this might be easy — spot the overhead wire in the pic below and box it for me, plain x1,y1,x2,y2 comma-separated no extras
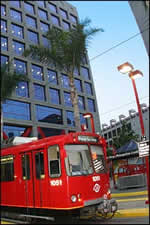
89,27,149,61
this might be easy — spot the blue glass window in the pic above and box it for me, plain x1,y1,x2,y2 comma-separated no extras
62,74,70,89
78,96,85,110
73,67,79,76
60,8,68,19
40,21,49,33
4,125,26,137
11,24,23,39
47,69,58,85
80,113,88,127
51,15,60,26
10,9,22,22
81,66,90,80
37,1,45,8
33,84,45,101
14,59,27,74
1,19,7,33
1,5,6,16
64,92,72,107
66,111,75,127
75,79,82,92
88,99,95,112
9,1,20,8
24,2,34,14
16,82,28,98
28,30,38,43
1,36,8,51
85,82,93,95
32,64,43,81
12,40,25,56
26,16,36,29
2,100,30,120
70,14,77,24
42,36,50,47
38,8,48,20
36,105,62,124
1,55,8,65
48,3,57,13
49,88,60,105
62,20,70,30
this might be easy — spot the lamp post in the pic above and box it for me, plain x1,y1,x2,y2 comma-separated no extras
117,62,149,204
83,112,95,133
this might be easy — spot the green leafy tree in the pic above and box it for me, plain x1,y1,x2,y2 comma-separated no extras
112,121,139,150
1,61,29,142
23,18,103,131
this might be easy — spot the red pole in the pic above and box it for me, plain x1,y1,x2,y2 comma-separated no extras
131,77,149,204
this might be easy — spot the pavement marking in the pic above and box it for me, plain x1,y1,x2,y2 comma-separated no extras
1,222,15,224
116,197,148,202
114,208,149,218
111,190,148,198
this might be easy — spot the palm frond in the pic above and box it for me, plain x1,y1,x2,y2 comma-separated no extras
1,62,29,102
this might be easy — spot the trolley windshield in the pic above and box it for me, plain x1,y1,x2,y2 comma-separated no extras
65,144,107,176
65,144,93,176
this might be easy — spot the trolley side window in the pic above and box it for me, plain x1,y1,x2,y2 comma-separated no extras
0,155,14,182
91,145,107,174
21,155,30,180
35,152,45,179
48,145,61,178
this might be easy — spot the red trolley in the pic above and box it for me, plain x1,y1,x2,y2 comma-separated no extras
1,131,118,222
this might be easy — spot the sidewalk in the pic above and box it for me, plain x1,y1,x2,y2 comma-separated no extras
109,178,149,218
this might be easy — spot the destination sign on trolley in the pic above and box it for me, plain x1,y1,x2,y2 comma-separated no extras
78,135,98,143
138,140,149,157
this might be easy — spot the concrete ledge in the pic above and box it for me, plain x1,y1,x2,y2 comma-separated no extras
114,208,149,217
111,190,148,198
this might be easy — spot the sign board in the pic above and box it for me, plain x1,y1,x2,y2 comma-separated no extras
138,140,149,157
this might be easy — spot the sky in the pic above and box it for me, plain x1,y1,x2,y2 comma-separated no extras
67,1,149,127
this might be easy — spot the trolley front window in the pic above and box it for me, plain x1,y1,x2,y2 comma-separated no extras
0,155,14,182
65,144,93,176
91,145,107,173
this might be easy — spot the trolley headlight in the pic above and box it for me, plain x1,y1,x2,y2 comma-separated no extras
71,195,77,203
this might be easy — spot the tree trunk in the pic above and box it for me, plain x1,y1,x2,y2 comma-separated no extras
69,74,81,132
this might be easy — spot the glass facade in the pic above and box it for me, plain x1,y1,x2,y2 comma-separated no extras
1,36,8,51
3,100,30,121
26,16,37,29
10,9,22,22
36,105,62,124
14,59,27,74
49,88,60,105
1,5,6,16
16,82,28,98
28,30,38,43
24,2,35,14
1,1,100,138
32,64,43,81
33,84,45,101
12,40,25,56
11,24,23,39
40,21,49,33
64,92,72,107
38,8,48,20
1,19,7,33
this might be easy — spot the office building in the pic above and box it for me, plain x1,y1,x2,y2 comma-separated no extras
101,104,149,147
1,1,101,139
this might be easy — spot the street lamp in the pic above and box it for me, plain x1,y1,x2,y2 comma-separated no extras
117,62,149,204
83,112,95,133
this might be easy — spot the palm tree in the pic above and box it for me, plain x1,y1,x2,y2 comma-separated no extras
23,18,103,131
1,61,29,142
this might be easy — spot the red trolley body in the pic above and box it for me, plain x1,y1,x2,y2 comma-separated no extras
1,132,117,220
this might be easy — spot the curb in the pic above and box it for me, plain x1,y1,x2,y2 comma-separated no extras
111,190,148,198
114,208,149,218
